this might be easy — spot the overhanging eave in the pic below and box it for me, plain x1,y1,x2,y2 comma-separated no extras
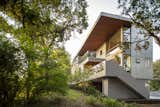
77,12,131,56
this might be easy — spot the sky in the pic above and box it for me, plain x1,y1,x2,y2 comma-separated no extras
65,0,160,62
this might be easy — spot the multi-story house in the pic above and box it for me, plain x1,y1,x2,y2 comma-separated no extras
71,12,153,99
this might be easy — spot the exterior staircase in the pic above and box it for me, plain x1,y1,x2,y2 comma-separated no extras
106,60,150,99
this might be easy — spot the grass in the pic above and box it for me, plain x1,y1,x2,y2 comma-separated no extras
66,89,139,107
17,89,139,107
67,89,84,100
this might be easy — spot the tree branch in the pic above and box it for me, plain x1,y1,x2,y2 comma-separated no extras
128,14,160,46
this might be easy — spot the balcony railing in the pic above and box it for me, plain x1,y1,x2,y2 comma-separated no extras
78,51,96,64
89,60,107,80
90,62,104,73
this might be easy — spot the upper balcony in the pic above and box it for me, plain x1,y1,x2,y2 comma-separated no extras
89,60,107,80
78,51,104,65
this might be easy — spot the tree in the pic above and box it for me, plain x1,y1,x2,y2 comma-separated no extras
118,0,160,46
0,0,88,105
0,0,88,43
150,60,160,91
35,48,70,95
0,35,27,107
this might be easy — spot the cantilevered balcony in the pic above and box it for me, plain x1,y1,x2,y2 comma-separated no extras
88,60,150,99
89,60,107,80
78,51,104,65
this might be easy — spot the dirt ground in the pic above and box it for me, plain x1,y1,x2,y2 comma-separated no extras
139,104,160,107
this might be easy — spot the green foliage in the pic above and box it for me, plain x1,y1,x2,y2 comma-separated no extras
0,35,27,107
149,80,160,91
153,59,160,79
86,96,138,107
84,86,101,96
149,59,160,91
17,89,139,107
85,93,137,107
86,95,100,106
0,0,88,44
33,48,70,96
69,70,100,97
72,83,102,97
67,89,84,100
22,46,70,102
69,69,93,83
0,0,88,106
118,0,160,46
115,54,121,64
0,16,14,33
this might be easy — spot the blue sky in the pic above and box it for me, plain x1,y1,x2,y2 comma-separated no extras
65,0,160,61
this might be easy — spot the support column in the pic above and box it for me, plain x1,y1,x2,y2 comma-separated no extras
102,78,109,96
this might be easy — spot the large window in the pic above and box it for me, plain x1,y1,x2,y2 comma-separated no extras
123,26,131,48
123,26,131,72
108,29,121,50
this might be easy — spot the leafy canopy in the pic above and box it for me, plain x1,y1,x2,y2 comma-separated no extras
0,35,27,106
0,0,88,106
0,0,88,45
118,0,160,46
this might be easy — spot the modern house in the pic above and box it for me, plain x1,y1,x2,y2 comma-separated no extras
71,12,153,100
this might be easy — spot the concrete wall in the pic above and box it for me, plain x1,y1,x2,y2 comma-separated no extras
105,60,150,99
102,78,142,99
131,25,153,79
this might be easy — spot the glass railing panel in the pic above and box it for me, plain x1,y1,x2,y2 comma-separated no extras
89,61,106,79
78,51,96,63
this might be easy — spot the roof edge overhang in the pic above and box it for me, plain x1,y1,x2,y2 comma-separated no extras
101,12,131,22
73,12,131,61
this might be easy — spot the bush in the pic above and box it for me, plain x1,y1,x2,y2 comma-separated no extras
86,96,101,106
71,82,102,97
71,83,139,107
99,98,138,107
84,86,101,96
149,80,160,91
69,69,93,83
100,98,118,107
86,94,139,107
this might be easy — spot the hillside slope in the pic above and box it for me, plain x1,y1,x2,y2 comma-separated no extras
19,89,139,107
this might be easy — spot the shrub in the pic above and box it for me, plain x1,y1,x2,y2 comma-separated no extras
71,82,102,97
99,98,139,107
86,96,100,106
86,95,139,107
100,98,119,107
